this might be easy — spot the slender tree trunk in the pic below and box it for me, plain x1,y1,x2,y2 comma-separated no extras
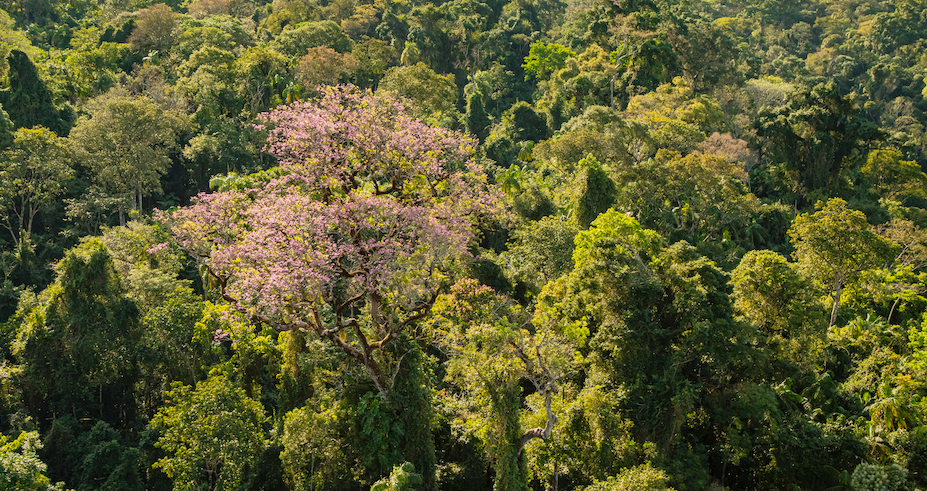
26,205,36,237
830,280,843,327
889,294,903,324
3,219,17,245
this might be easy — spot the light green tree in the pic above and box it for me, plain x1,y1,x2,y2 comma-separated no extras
580,463,675,491
789,198,899,326
0,127,72,243
731,249,826,367
69,90,185,224
429,278,583,491
370,462,423,491
280,400,349,491
523,41,576,81
378,63,460,125
152,374,266,491
0,431,65,491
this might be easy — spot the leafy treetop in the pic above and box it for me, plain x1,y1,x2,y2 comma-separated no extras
166,85,497,398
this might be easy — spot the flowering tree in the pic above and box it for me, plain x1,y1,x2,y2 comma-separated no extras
165,86,494,399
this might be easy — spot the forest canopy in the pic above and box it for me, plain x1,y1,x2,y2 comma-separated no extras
0,0,926,489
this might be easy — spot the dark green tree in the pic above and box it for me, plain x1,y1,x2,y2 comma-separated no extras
13,239,141,426
574,155,616,229
0,103,12,149
755,82,882,205
0,50,71,136
465,91,491,142
540,211,764,488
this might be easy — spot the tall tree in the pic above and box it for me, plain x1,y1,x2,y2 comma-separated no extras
755,83,881,204
0,127,72,244
789,198,899,326
166,86,496,487
69,90,184,224
13,239,142,426
168,85,495,400
429,278,580,491
0,50,71,136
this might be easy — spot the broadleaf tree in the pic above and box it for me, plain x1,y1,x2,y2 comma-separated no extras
0,127,72,244
789,198,899,326
69,90,185,225
166,85,496,401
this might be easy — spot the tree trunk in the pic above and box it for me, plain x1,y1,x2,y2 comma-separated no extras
830,280,843,327
889,294,903,325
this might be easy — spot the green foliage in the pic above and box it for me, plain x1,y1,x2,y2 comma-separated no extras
193,301,277,398
13,238,141,423
574,155,616,229
235,46,289,114
522,41,575,81
850,463,907,491
533,107,650,169
572,209,661,271
378,63,459,126
896,426,927,487
371,462,423,491
501,215,577,292
731,249,826,367
465,91,491,142
581,463,675,491
525,384,638,486
907,314,927,372
0,431,64,490
534,46,615,126
505,101,549,143
127,3,179,54
430,278,579,491
152,373,266,491
0,104,12,150
611,150,760,258
71,420,145,490
0,50,71,136
281,401,349,491
68,90,186,223
789,198,900,326
271,20,352,57
861,149,927,202
0,127,73,243
755,83,882,204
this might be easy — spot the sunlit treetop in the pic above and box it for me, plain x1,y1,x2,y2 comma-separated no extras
165,86,499,398
254,85,490,210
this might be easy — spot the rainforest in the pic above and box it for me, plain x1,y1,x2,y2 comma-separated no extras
0,0,926,489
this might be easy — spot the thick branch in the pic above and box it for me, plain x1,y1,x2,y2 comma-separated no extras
517,389,558,455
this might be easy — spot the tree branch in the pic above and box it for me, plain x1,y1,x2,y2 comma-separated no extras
517,388,558,455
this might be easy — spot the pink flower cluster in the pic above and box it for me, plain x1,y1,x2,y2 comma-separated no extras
167,86,497,325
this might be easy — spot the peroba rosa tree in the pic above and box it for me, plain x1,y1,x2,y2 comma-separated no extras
165,86,495,399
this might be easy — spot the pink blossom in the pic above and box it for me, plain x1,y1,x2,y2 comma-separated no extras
162,86,500,397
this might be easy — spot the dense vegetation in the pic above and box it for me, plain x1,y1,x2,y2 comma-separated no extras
0,0,926,489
